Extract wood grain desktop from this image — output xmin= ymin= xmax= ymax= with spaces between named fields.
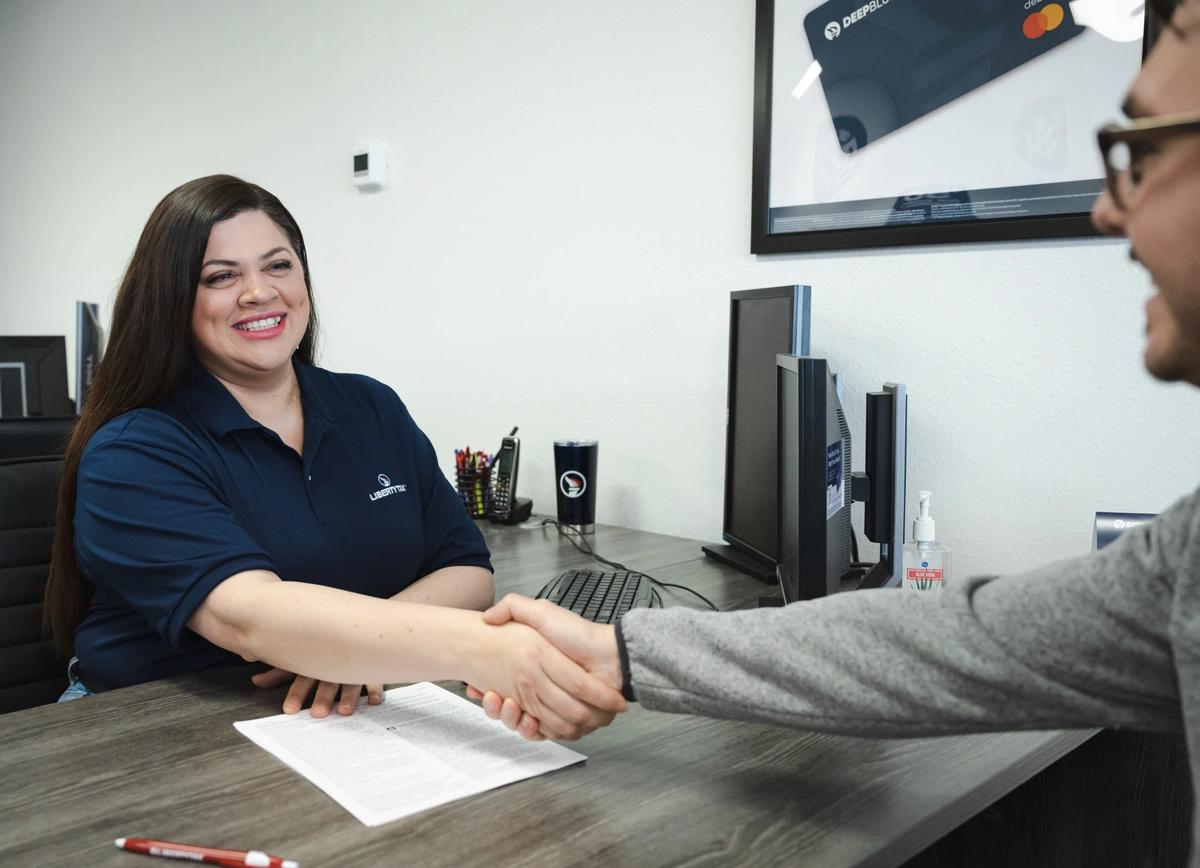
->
xmin=0 ymin=521 xmax=1098 ymax=867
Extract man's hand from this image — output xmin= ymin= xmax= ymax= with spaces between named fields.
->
xmin=465 ymin=618 xmax=626 ymax=741
xmin=251 ymin=668 xmax=383 ymax=717
xmin=467 ymin=595 xmax=624 ymax=740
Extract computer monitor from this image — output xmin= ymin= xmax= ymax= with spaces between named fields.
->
xmin=703 ymin=285 xmax=812 ymax=582
xmin=75 ymin=301 xmax=104 ymax=414
xmin=775 ymin=354 xmax=907 ymax=602
xmin=775 ymin=355 xmax=852 ymax=600
xmin=0 ymin=336 xmax=73 ymax=419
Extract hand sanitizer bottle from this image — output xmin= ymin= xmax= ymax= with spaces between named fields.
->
xmin=902 ymin=490 xmax=951 ymax=590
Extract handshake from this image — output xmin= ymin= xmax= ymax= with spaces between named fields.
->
xmin=251 ymin=593 xmax=632 ymax=740
xmin=465 ymin=594 xmax=628 ymax=742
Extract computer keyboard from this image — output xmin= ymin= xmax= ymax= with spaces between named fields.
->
xmin=536 ymin=569 xmax=656 ymax=623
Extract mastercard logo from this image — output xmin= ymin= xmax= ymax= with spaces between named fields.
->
xmin=1023 ymin=2 xmax=1065 ymax=38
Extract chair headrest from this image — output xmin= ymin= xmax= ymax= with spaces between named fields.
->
xmin=0 ymin=417 xmax=75 ymax=460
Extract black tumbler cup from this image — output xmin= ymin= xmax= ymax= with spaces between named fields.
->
xmin=554 ymin=440 xmax=598 ymax=534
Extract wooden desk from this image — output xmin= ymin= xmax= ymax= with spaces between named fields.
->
xmin=0 ymin=521 xmax=1094 ymax=867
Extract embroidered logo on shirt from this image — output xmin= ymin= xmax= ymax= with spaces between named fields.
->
xmin=370 ymin=472 xmax=407 ymax=502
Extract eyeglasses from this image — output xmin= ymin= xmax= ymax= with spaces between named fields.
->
xmin=1097 ymin=111 xmax=1200 ymax=209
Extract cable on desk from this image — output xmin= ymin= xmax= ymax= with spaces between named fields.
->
xmin=538 ymin=518 xmax=719 ymax=611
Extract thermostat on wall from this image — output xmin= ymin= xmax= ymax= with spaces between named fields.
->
xmin=353 ymin=143 xmax=388 ymax=190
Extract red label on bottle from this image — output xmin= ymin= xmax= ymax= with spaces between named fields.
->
xmin=907 ymin=571 xmax=945 ymax=590
xmin=906 ymin=568 xmax=943 ymax=584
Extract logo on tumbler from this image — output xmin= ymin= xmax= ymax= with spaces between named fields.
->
xmin=559 ymin=471 xmax=587 ymax=499
xmin=378 ymin=474 xmax=391 ymax=488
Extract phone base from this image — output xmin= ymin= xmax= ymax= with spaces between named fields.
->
xmin=488 ymin=497 xmax=533 ymax=525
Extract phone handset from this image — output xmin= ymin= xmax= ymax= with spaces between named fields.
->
xmin=487 ymin=427 xmax=532 ymax=524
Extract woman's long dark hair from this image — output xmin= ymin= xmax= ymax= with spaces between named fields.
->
xmin=44 ymin=175 xmax=319 ymax=655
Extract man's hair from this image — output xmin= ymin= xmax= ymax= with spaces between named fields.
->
xmin=1148 ymin=0 xmax=1184 ymax=48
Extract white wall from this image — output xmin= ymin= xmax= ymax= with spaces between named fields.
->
xmin=3 ymin=0 xmax=1198 ymax=577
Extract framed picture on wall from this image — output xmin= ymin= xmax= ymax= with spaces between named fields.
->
xmin=751 ymin=0 xmax=1147 ymax=253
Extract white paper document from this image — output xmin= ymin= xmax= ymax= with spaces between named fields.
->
xmin=234 ymin=682 xmax=586 ymax=826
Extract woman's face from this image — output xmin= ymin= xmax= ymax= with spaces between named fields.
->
xmin=192 ymin=209 xmax=310 ymax=384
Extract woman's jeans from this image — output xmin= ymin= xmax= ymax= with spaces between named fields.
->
xmin=57 ymin=657 xmax=93 ymax=702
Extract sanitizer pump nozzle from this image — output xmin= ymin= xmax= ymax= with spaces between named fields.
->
xmin=913 ymin=490 xmax=935 ymax=543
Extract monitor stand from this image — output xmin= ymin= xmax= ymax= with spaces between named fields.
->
xmin=856 ymin=543 xmax=902 ymax=590
xmin=700 ymin=543 xmax=776 ymax=583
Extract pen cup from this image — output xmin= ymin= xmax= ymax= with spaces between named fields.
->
xmin=455 ymin=468 xmax=489 ymax=518
xmin=554 ymin=439 xmax=598 ymax=534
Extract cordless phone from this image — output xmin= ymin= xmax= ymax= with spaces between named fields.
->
xmin=488 ymin=427 xmax=533 ymax=524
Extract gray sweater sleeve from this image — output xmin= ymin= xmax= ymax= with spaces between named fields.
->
xmin=619 ymin=489 xmax=1199 ymax=738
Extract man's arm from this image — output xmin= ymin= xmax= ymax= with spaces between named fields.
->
xmin=620 ymin=564 xmax=1181 ymax=737
xmin=627 ymin=493 xmax=1191 ymax=736
xmin=482 ymin=488 xmax=1200 ymax=739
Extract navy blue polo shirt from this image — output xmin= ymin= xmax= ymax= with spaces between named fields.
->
xmin=73 ymin=360 xmax=492 ymax=690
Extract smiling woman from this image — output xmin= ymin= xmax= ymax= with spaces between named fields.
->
xmin=193 ymin=212 xmax=310 ymax=383
xmin=41 ymin=176 xmax=626 ymax=737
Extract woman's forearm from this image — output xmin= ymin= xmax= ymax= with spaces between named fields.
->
xmin=189 ymin=569 xmax=628 ymax=739
xmin=189 ymin=570 xmax=493 ymax=686
xmin=392 ymin=565 xmax=494 ymax=611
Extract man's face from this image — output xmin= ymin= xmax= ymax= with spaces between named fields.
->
xmin=1091 ymin=0 xmax=1200 ymax=385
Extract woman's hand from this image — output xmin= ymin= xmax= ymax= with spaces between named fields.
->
xmin=251 ymin=667 xmax=384 ymax=717
xmin=466 ymin=620 xmax=627 ymax=741
xmin=467 ymin=685 xmax=541 ymax=740
xmin=468 ymin=596 xmax=625 ymax=741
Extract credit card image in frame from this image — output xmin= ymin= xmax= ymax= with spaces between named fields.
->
xmin=751 ymin=0 xmax=1147 ymax=252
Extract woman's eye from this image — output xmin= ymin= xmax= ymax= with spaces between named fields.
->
xmin=205 ymin=271 xmax=236 ymax=286
xmin=268 ymin=260 xmax=293 ymax=272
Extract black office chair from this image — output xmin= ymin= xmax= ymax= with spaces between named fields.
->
xmin=0 ymin=455 xmax=69 ymax=713
xmin=0 ymin=416 xmax=75 ymax=460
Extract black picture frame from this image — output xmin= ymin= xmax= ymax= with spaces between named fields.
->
xmin=750 ymin=0 xmax=1145 ymax=254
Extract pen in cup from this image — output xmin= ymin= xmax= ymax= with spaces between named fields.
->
xmin=114 ymin=837 xmax=298 ymax=868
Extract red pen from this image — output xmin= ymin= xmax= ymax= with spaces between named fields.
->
xmin=114 ymin=837 xmax=299 ymax=868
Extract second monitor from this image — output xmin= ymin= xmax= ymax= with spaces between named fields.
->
xmin=0 ymin=336 xmax=73 ymax=419
xmin=776 ymin=354 xmax=907 ymax=602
